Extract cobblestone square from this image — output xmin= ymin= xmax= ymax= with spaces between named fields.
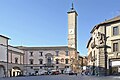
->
xmin=0 ymin=74 xmax=120 ymax=80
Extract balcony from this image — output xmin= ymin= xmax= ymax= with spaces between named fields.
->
xmin=44 ymin=63 xmax=55 ymax=67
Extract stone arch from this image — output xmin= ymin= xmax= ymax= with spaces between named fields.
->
xmin=0 ymin=65 xmax=5 ymax=77
xmin=13 ymin=66 xmax=21 ymax=70
xmin=45 ymin=53 xmax=53 ymax=58
xmin=10 ymin=66 xmax=22 ymax=77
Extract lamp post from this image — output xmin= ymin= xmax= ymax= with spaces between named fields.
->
xmin=104 ymin=25 xmax=107 ymax=76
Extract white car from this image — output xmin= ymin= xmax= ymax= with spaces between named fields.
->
xmin=63 ymin=68 xmax=72 ymax=74
xmin=39 ymin=70 xmax=47 ymax=75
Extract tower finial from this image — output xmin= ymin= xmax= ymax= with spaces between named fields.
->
xmin=71 ymin=2 xmax=74 ymax=10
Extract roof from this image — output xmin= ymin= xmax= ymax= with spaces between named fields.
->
xmin=79 ymin=55 xmax=83 ymax=58
xmin=8 ymin=45 xmax=20 ymax=49
xmin=8 ymin=45 xmax=24 ymax=54
xmin=67 ymin=10 xmax=78 ymax=15
xmin=17 ymin=46 xmax=76 ymax=51
xmin=91 ymin=15 xmax=120 ymax=33
xmin=0 ymin=35 xmax=10 ymax=39
xmin=83 ymin=56 xmax=88 ymax=59
xmin=86 ymin=37 xmax=92 ymax=48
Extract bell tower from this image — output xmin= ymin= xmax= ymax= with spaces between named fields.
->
xmin=68 ymin=3 xmax=78 ymax=50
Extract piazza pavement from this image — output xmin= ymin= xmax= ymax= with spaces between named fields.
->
xmin=0 ymin=74 xmax=120 ymax=80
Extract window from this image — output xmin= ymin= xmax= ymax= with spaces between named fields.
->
xmin=65 ymin=66 xmax=69 ymax=68
xmin=39 ymin=59 xmax=43 ymax=64
xmin=65 ymin=51 xmax=69 ymax=56
xmin=29 ymin=59 xmax=33 ymax=64
xmin=56 ymin=66 xmax=59 ymax=69
xmin=30 ymin=66 xmax=33 ymax=69
xmin=56 ymin=51 xmax=59 ymax=56
xmin=113 ymin=43 xmax=118 ymax=52
xmin=35 ymin=71 xmax=38 ymax=74
xmin=56 ymin=59 xmax=59 ymax=64
xmin=15 ymin=57 xmax=18 ymax=64
xmin=30 ymin=52 xmax=33 ymax=56
xmin=113 ymin=26 xmax=119 ymax=35
xmin=40 ymin=52 xmax=43 ymax=56
xmin=65 ymin=59 xmax=69 ymax=64
xmin=40 ymin=66 xmax=42 ymax=69
xmin=93 ymin=51 xmax=95 ymax=61
xmin=61 ymin=58 xmax=64 ymax=62
xmin=94 ymin=38 xmax=95 ymax=44
xmin=48 ymin=57 xmax=52 ymax=64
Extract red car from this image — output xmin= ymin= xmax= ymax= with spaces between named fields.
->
xmin=51 ymin=70 xmax=60 ymax=75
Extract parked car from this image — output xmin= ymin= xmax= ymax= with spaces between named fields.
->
xmin=51 ymin=70 xmax=60 ymax=75
xmin=63 ymin=68 xmax=72 ymax=74
xmin=39 ymin=70 xmax=48 ymax=75
xmin=68 ymin=71 xmax=77 ymax=75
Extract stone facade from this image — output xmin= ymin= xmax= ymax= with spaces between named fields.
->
xmin=18 ymin=46 xmax=78 ymax=75
xmin=8 ymin=45 xmax=24 ymax=77
xmin=0 ymin=35 xmax=9 ymax=77
xmin=0 ymin=35 xmax=24 ymax=77
xmin=87 ymin=16 xmax=120 ymax=76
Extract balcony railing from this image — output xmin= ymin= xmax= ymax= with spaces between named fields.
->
xmin=44 ymin=63 xmax=54 ymax=67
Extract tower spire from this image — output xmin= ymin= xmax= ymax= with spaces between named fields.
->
xmin=71 ymin=2 xmax=74 ymax=10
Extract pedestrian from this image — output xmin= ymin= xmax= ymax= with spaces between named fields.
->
xmin=81 ymin=70 xmax=84 ymax=75
xmin=75 ymin=73 xmax=77 ymax=76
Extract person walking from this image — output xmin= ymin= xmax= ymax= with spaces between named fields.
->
xmin=75 ymin=73 xmax=77 ymax=76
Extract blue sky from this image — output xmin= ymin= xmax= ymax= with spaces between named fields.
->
xmin=0 ymin=0 xmax=120 ymax=56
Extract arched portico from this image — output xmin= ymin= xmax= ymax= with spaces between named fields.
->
xmin=10 ymin=66 xmax=22 ymax=77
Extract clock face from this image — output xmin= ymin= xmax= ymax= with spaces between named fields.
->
xmin=70 ymin=43 xmax=75 ymax=48
xmin=69 ymin=29 xmax=74 ymax=34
